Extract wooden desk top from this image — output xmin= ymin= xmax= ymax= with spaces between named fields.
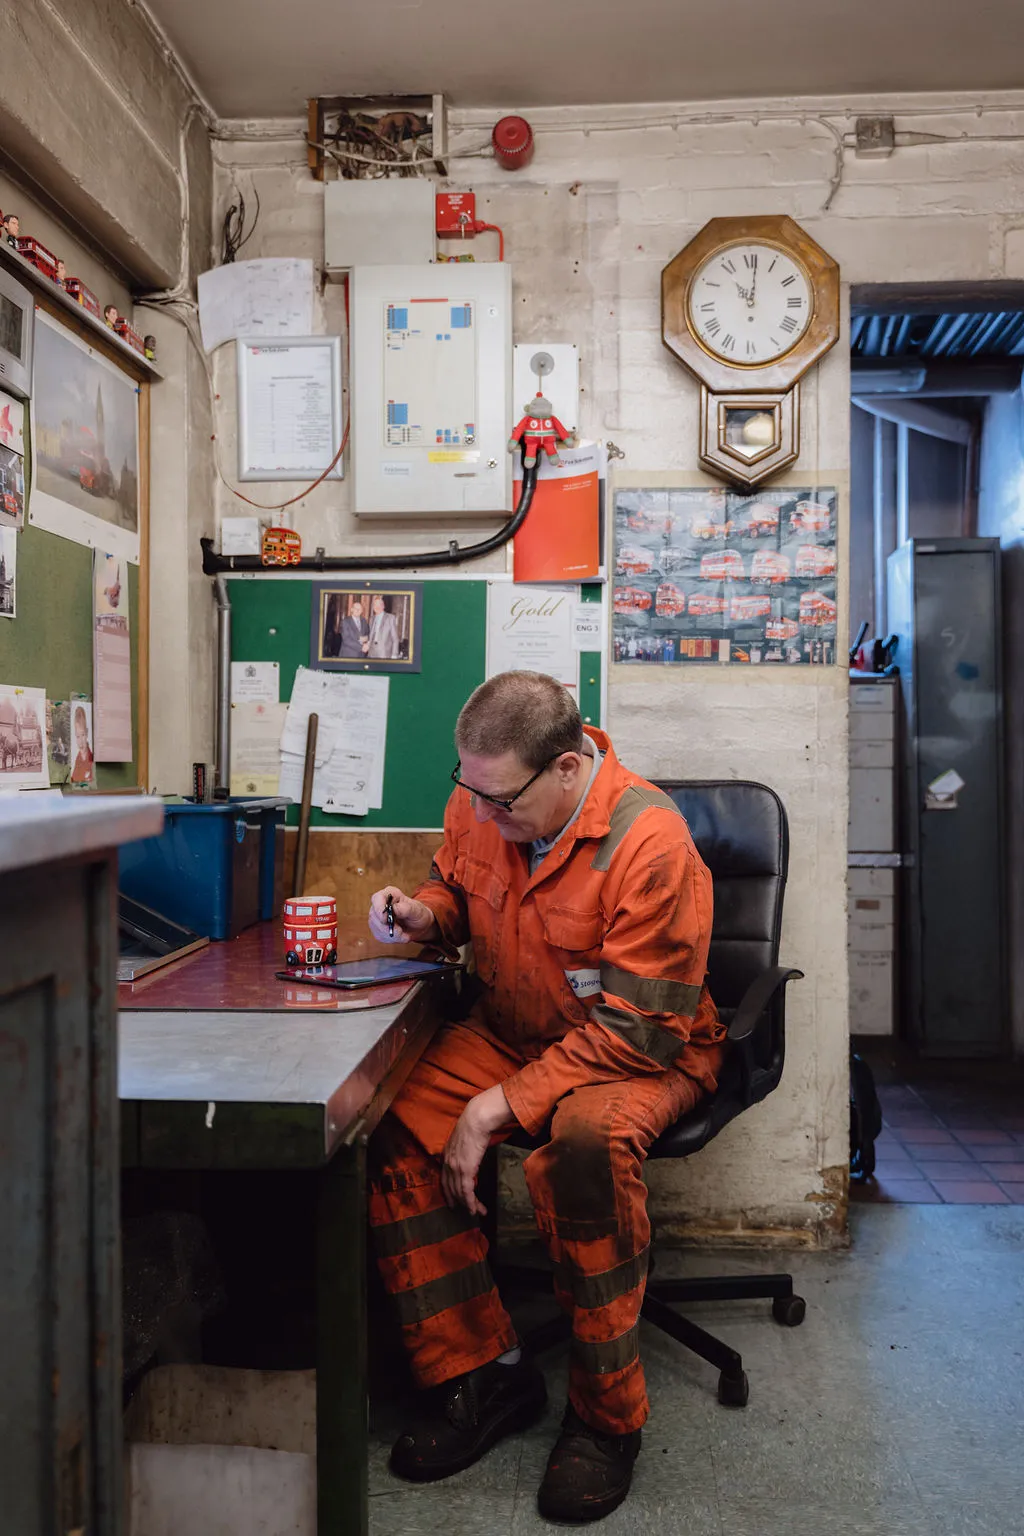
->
xmin=118 ymin=918 xmax=420 ymax=1014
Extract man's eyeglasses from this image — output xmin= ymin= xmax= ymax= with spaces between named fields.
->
xmin=451 ymin=755 xmax=558 ymax=813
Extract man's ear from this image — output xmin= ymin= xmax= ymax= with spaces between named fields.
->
xmin=556 ymin=752 xmax=584 ymax=785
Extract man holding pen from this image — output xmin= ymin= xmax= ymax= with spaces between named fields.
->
xmin=367 ymin=670 xmax=723 ymax=1523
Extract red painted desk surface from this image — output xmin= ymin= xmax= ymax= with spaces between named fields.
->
xmin=118 ymin=918 xmax=422 ymax=1013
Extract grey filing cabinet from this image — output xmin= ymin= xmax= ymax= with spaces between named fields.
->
xmin=848 ymin=677 xmax=899 ymax=1036
xmin=887 ymin=538 xmax=1005 ymax=1055
xmin=0 ymin=796 xmax=162 ymax=1535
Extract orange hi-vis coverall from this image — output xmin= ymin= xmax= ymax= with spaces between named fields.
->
xmin=368 ymin=728 xmax=726 ymax=1435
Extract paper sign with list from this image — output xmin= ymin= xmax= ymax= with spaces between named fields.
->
xmin=237 ymin=338 xmax=344 ymax=482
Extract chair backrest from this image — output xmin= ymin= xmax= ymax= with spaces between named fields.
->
xmin=645 ymin=781 xmax=791 ymax=1155
xmin=656 ymin=780 xmax=788 ymax=1011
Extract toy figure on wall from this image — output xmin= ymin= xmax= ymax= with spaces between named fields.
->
xmin=55 ymin=259 xmax=66 ymax=289
xmin=2 ymin=213 xmax=18 ymax=246
xmin=103 ymin=304 xmax=118 ymax=328
xmin=508 ymin=392 xmax=575 ymax=469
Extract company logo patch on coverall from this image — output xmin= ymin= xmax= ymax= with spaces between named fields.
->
xmin=368 ymin=728 xmax=726 ymax=1436
xmin=565 ymin=968 xmax=602 ymax=998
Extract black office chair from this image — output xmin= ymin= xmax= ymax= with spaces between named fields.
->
xmin=485 ymin=779 xmax=805 ymax=1408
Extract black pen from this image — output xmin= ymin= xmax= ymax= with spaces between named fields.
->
xmin=385 ymin=894 xmax=395 ymax=938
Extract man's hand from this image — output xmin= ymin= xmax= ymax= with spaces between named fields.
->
xmin=368 ymin=886 xmax=440 ymax=945
xmin=441 ymin=1085 xmax=517 ymax=1216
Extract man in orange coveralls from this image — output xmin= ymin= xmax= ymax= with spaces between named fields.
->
xmin=367 ymin=670 xmax=724 ymax=1523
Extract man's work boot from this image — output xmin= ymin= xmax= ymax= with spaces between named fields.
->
xmin=389 ymin=1354 xmax=547 ymax=1482
xmin=537 ymin=1403 xmax=642 ymax=1523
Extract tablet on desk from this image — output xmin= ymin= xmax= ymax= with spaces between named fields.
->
xmin=276 ymin=957 xmax=461 ymax=990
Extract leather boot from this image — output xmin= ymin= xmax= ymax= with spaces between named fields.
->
xmin=390 ymin=1354 xmax=547 ymax=1482
xmin=537 ymin=1403 xmax=642 ymax=1523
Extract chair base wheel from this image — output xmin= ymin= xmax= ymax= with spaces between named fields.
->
xmin=772 ymin=1294 xmax=806 ymax=1327
xmin=717 ymin=1370 xmax=749 ymax=1408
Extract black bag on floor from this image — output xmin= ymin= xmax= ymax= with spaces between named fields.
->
xmin=850 ymin=1050 xmax=883 ymax=1181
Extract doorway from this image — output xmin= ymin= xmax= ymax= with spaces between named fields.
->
xmin=848 ymin=282 xmax=1024 ymax=1199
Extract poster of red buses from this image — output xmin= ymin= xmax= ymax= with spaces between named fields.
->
xmin=612 ymin=487 xmax=838 ymax=666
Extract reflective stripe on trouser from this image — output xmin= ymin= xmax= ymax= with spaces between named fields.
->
xmin=367 ymin=1020 xmax=704 ymax=1434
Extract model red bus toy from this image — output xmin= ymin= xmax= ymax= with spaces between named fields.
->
xmin=113 ymin=318 xmax=146 ymax=356
xmin=799 ymin=591 xmax=837 ymax=626
xmin=64 ymin=278 xmax=102 ymax=318
xmin=15 ymin=236 xmax=58 ymax=280
xmin=283 ymin=895 xmax=338 ymax=966
xmin=766 ymin=617 xmax=800 ymax=641
xmin=613 ymin=585 xmax=653 ymax=614
xmin=261 ymin=526 xmax=303 ymax=566
xmin=654 ymin=581 xmax=687 ymax=617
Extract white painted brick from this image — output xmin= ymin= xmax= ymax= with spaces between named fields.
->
xmin=686 ymin=184 xmax=825 ymax=222
xmin=1005 ymin=226 xmax=1024 ymax=277
xmin=666 ymin=152 xmax=774 ymax=190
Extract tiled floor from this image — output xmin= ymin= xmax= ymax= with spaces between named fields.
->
xmin=851 ymin=1047 xmax=1024 ymax=1206
xmin=368 ymin=1203 xmax=1024 ymax=1535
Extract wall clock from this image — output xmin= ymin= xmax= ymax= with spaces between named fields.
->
xmin=662 ymin=215 xmax=840 ymax=487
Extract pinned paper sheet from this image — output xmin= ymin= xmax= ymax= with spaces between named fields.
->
xmin=197 ymin=258 xmax=314 ymax=353
xmin=571 ymin=602 xmax=604 ymax=651
xmin=230 ymin=702 xmax=287 ymax=795
xmin=231 ymin=661 xmax=280 ymax=705
xmin=279 ymin=666 xmax=388 ymax=812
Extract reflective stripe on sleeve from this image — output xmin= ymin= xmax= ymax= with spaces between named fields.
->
xmin=600 ymin=962 xmax=702 ymax=1017
xmin=590 ymin=1002 xmax=685 ymax=1067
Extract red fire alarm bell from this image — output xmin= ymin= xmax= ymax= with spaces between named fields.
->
xmin=492 ymin=116 xmax=534 ymax=170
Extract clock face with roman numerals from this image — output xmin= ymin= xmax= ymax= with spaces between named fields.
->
xmin=687 ymin=242 xmax=815 ymax=366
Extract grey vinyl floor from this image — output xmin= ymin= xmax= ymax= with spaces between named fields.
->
xmin=368 ymin=1203 xmax=1024 ymax=1534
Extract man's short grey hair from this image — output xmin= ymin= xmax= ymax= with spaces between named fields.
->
xmin=455 ymin=671 xmax=584 ymax=771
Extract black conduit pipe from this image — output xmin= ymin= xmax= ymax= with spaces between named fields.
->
xmin=201 ymin=459 xmax=539 ymax=576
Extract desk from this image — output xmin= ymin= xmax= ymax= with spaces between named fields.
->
xmin=119 ymin=923 xmax=449 ymax=1535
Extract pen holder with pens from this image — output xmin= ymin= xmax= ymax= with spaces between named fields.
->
xmin=282 ymin=895 xmax=338 ymax=966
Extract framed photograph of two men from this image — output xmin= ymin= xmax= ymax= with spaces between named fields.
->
xmin=312 ymin=581 xmax=423 ymax=674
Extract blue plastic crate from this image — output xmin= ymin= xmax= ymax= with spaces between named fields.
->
xmin=118 ymin=801 xmax=267 ymax=941
xmin=232 ymin=797 xmax=289 ymax=920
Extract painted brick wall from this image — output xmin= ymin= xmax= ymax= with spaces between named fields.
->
xmin=212 ymin=92 xmax=1024 ymax=1240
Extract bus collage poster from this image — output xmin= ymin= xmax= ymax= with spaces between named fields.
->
xmin=613 ymin=486 xmax=838 ymax=666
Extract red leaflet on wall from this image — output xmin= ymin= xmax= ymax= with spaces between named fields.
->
xmin=513 ymin=441 xmax=603 ymax=584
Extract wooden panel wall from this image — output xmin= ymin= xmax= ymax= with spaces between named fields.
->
xmin=283 ymin=830 xmax=441 ymax=915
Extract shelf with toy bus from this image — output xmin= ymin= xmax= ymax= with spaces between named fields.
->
xmin=0 ymin=235 xmax=162 ymax=382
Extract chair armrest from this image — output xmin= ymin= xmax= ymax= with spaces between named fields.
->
xmin=728 ymin=965 xmax=804 ymax=1043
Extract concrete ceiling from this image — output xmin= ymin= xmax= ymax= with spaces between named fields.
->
xmin=146 ymin=0 xmax=1024 ymax=118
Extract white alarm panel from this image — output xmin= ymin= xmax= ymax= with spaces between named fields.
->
xmin=351 ymin=263 xmax=512 ymax=517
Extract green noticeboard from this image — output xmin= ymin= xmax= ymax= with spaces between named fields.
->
xmin=0 ymin=523 xmax=141 ymax=791
xmin=227 ymin=577 xmax=603 ymax=830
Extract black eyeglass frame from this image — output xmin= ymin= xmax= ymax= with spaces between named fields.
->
xmin=451 ymin=754 xmax=559 ymax=813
